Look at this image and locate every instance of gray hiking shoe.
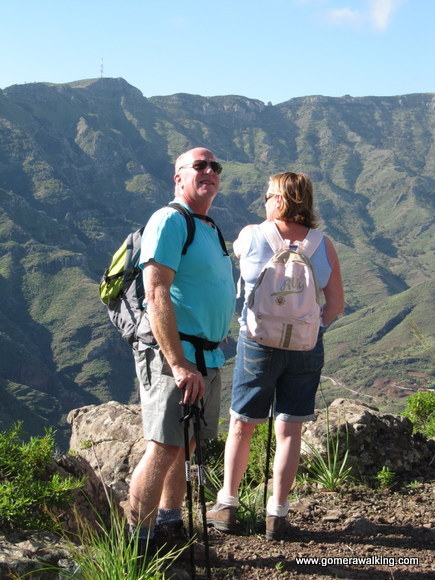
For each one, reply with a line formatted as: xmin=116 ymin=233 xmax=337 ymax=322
xmin=206 ymin=501 xmax=237 ymax=533
xmin=265 ymin=514 xmax=291 ymax=541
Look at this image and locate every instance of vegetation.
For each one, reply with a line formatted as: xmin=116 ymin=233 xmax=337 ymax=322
xmin=301 ymin=426 xmax=353 ymax=491
xmin=0 ymin=422 xmax=84 ymax=531
xmin=0 ymin=81 xmax=434 ymax=444
xmin=376 ymin=466 xmax=396 ymax=489
xmin=0 ymin=423 xmax=183 ymax=578
xmin=402 ymin=390 xmax=435 ymax=438
xmin=53 ymin=508 xmax=180 ymax=579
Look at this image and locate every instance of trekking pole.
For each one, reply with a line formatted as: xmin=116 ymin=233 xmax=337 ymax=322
xmin=191 ymin=399 xmax=211 ymax=580
xmin=263 ymin=392 xmax=275 ymax=510
xmin=180 ymin=398 xmax=196 ymax=579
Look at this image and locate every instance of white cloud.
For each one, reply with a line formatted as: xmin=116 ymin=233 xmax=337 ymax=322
xmin=321 ymin=0 xmax=405 ymax=30
xmin=326 ymin=7 xmax=361 ymax=25
xmin=368 ymin=0 xmax=404 ymax=30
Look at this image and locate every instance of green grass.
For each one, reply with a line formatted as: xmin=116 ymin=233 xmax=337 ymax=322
xmin=56 ymin=508 xmax=182 ymax=579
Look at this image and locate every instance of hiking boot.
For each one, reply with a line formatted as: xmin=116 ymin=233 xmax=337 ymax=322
xmin=155 ymin=520 xmax=216 ymax=565
xmin=154 ymin=519 xmax=187 ymax=556
xmin=265 ymin=515 xmax=291 ymax=541
xmin=136 ymin=537 xmax=157 ymax=570
xmin=206 ymin=501 xmax=237 ymax=533
xmin=135 ymin=534 xmax=192 ymax=578
xmin=165 ymin=564 xmax=192 ymax=579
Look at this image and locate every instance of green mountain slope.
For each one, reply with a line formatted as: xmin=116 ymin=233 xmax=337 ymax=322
xmin=0 ymin=78 xmax=433 ymax=445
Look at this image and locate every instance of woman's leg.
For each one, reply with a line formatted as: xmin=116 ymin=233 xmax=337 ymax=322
xmin=271 ymin=420 xmax=302 ymax=506
xmin=222 ymin=416 xmax=256 ymax=497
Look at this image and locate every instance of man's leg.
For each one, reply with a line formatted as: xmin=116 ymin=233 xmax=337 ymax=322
xmin=159 ymin=437 xmax=195 ymax=510
xmin=130 ymin=440 xmax=182 ymax=530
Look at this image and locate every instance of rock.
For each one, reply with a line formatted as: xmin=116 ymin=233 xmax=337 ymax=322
xmin=0 ymin=531 xmax=75 ymax=578
xmin=301 ymin=398 xmax=434 ymax=481
xmin=347 ymin=517 xmax=379 ymax=536
xmin=322 ymin=510 xmax=342 ymax=523
xmin=67 ymin=400 xmax=146 ymax=500
xmin=65 ymin=398 xmax=435 ymax=494
xmin=51 ymin=453 xmax=114 ymax=533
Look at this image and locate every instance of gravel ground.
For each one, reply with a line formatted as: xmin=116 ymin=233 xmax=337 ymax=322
xmin=188 ymin=482 xmax=435 ymax=579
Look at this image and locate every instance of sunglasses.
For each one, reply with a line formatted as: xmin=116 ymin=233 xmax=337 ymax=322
xmin=178 ymin=159 xmax=223 ymax=175
xmin=264 ymin=194 xmax=278 ymax=204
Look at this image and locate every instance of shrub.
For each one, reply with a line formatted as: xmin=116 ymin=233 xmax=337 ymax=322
xmin=402 ymin=391 xmax=435 ymax=438
xmin=0 ymin=422 xmax=85 ymax=530
xmin=301 ymin=423 xmax=353 ymax=491
xmin=376 ymin=465 xmax=395 ymax=488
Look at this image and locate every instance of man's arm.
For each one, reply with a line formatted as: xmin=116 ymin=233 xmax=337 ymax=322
xmin=143 ymin=260 xmax=205 ymax=403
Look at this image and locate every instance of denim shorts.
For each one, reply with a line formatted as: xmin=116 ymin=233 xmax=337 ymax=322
xmin=230 ymin=329 xmax=324 ymax=423
xmin=133 ymin=346 xmax=222 ymax=446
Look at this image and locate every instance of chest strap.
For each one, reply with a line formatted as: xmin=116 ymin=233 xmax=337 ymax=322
xmin=179 ymin=333 xmax=220 ymax=377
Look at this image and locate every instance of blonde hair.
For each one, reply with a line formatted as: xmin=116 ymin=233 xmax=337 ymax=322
xmin=270 ymin=172 xmax=319 ymax=228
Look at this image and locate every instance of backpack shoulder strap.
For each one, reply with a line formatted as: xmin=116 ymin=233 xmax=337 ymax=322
xmin=167 ymin=201 xmax=229 ymax=256
xmin=189 ymin=211 xmax=229 ymax=256
xmin=167 ymin=201 xmax=196 ymax=255
xmin=297 ymin=228 xmax=323 ymax=258
xmin=259 ymin=221 xmax=287 ymax=253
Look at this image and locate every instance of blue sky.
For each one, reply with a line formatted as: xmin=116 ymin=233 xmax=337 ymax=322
xmin=1 ymin=0 xmax=433 ymax=104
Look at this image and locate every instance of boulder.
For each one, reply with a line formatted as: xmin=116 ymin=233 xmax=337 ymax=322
xmin=301 ymin=398 xmax=435 ymax=481
xmin=65 ymin=398 xmax=435 ymax=495
xmin=0 ymin=530 xmax=75 ymax=578
xmin=67 ymin=400 xmax=146 ymax=500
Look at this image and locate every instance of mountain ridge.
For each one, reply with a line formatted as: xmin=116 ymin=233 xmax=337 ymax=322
xmin=0 ymin=77 xmax=433 ymax=445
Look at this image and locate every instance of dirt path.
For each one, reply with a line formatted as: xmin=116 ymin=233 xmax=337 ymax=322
xmin=194 ymin=483 xmax=434 ymax=579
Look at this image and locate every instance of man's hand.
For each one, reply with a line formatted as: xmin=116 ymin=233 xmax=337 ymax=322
xmin=172 ymin=359 xmax=205 ymax=403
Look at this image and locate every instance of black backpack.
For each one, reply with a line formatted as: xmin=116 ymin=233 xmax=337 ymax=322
xmin=99 ymin=202 xmax=229 ymax=373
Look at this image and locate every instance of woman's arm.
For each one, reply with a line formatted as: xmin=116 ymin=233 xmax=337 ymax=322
xmin=321 ymin=236 xmax=345 ymax=327
xmin=233 ymin=224 xmax=254 ymax=259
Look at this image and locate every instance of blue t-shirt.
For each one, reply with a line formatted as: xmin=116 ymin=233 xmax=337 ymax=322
xmin=140 ymin=203 xmax=236 ymax=368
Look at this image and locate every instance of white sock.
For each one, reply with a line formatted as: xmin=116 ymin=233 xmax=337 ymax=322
xmin=266 ymin=496 xmax=289 ymax=518
xmin=217 ymin=489 xmax=239 ymax=507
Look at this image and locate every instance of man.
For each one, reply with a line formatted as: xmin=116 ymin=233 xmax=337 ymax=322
xmin=129 ymin=148 xmax=236 ymax=558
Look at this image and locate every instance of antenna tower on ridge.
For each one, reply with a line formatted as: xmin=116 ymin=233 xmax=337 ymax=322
xmin=100 ymin=57 xmax=104 ymax=78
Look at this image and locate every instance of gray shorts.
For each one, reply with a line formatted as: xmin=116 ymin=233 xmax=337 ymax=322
xmin=133 ymin=346 xmax=222 ymax=447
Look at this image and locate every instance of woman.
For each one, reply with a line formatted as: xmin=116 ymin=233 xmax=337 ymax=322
xmin=206 ymin=172 xmax=344 ymax=540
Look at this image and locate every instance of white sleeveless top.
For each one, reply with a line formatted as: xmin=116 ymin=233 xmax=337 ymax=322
xmin=238 ymin=223 xmax=332 ymax=330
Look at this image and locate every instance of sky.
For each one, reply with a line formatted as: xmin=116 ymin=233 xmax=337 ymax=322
xmin=1 ymin=0 xmax=433 ymax=105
